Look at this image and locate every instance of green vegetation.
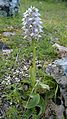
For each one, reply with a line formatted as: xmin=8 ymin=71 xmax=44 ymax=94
xmin=0 ymin=0 xmax=67 ymax=119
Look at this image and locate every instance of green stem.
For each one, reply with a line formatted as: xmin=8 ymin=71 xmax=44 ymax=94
xmin=30 ymin=39 xmax=36 ymax=86
xmin=32 ymin=40 xmax=36 ymax=83
xmin=32 ymin=39 xmax=36 ymax=86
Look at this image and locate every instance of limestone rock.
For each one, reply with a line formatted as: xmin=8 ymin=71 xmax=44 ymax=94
xmin=46 ymin=57 xmax=67 ymax=118
xmin=3 ymin=31 xmax=16 ymax=37
xmin=45 ymin=99 xmax=64 ymax=119
xmin=0 ymin=0 xmax=20 ymax=16
xmin=0 ymin=41 xmax=13 ymax=55
xmin=53 ymin=43 xmax=67 ymax=57
xmin=0 ymin=41 xmax=10 ymax=50
xmin=2 ymin=49 xmax=13 ymax=55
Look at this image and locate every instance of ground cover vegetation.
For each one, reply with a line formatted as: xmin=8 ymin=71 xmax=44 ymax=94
xmin=0 ymin=0 xmax=67 ymax=119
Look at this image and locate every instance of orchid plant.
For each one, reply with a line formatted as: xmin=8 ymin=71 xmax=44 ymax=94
xmin=22 ymin=7 xmax=50 ymax=117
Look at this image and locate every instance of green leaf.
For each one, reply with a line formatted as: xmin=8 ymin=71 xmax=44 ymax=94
xmin=6 ymin=106 xmax=21 ymax=119
xmin=26 ymin=94 xmax=40 ymax=109
xmin=23 ymin=109 xmax=33 ymax=119
xmin=55 ymin=84 xmax=58 ymax=99
xmin=37 ymin=97 xmax=48 ymax=116
xmin=38 ymin=82 xmax=50 ymax=90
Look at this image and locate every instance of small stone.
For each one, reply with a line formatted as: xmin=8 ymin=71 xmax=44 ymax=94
xmin=16 ymin=70 xmax=19 ymax=73
xmin=23 ymin=84 xmax=29 ymax=91
xmin=53 ymin=43 xmax=67 ymax=57
xmin=3 ymin=31 xmax=16 ymax=37
xmin=23 ymin=66 xmax=27 ymax=71
xmin=2 ymin=49 xmax=13 ymax=55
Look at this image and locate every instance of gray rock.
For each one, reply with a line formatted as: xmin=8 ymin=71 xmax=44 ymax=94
xmin=45 ymin=99 xmax=64 ymax=119
xmin=0 ymin=41 xmax=10 ymax=50
xmin=0 ymin=41 xmax=13 ymax=55
xmin=46 ymin=57 xmax=67 ymax=118
xmin=0 ymin=0 xmax=20 ymax=16
xmin=0 ymin=41 xmax=4 ymax=50
xmin=54 ymin=57 xmax=67 ymax=76
xmin=3 ymin=31 xmax=16 ymax=36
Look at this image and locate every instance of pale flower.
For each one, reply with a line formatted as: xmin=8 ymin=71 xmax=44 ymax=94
xmin=22 ymin=6 xmax=43 ymax=40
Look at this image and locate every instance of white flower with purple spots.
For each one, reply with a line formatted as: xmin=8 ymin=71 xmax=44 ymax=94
xmin=22 ymin=6 xmax=43 ymax=40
